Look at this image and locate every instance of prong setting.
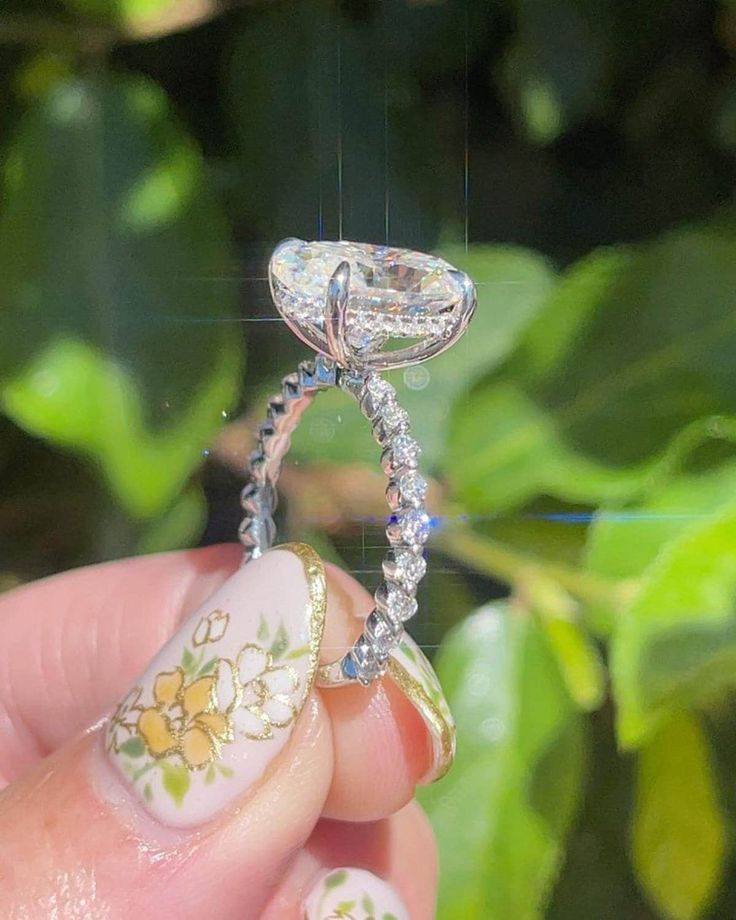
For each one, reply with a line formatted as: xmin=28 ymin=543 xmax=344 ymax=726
xmin=325 ymin=260 xmax=351 ymax=367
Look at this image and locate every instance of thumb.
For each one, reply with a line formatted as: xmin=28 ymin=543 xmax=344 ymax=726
xmin=0 ymin=546 xmax=334 ymax=919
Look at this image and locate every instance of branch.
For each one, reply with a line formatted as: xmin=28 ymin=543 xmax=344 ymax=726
xmin=435 ymin=523 xmax=630 ymax=610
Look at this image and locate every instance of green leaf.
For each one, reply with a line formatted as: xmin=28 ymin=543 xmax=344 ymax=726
xmin=288 ymin=245 xmax=555 ymax=471
xmin=523 ymin=573 xmax=605 ymax=711
xmin=632 ymin=711 xmax=727 ymax=920
xmin=284 ymin=644 xmax=310 ymax=660
xmin=362 ymin=894 xmax=375 ymax=914
xmin=119 ymin=736 xmax=145 ymax=758
xmin=160 ymin=761 xmax=190 ymax=807
xmin=197 ymin=657 xmax=217 ymax=676
xmin=269 ymin=622 xmax=289 ymax=661
xmin=537 ymin=613 xmax=605 ymax=712
xmin=0 ymin=75 xmax=241 ymax=519
xmin=419 ymin=603 xmax=587 ymax=920
xmin=324 ymin=869 xmax=347 ymax=890
xmin=611 ymin=498 xmax=736 ymax=747
xmin=181 ymin=647 xmax=194 ymax=671
xmin=256 ymin=615 xmax=269 ymax=643
xmin=204 ymin=763 xmax=215 ymax=785
xmin=217 ymin=764 xmax=234 ymax=778
xmin=136 ymin=485 xmax=206 ymax=554
xmin=336 ymin=902 xmax=356 ymax=914
xmin=586 ymin=458 xmax=736 ymax=633
xmin=447 ymin=223 xmax=736 ymax=512
xmin=143 ymin=782 xmax=152 ymax=801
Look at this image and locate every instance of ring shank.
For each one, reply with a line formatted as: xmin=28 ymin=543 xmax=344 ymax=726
xmin=238 ymin=355 xmax=430 ymax=686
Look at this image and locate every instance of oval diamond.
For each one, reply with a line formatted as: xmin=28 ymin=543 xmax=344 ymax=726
xmin=269 ymin=239 xmax=476 ymax=369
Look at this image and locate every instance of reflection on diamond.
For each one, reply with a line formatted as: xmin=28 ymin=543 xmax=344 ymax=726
xmin=398 ymin=471 xmax=428 ymax=505
xmin=390 ymin=434 xmax=421 ymax=468
xmin=392 ymin=508 xmax=431 ymax=545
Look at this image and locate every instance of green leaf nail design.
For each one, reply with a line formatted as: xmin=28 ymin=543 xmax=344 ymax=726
xmin=119 ymin=736 xmax=145 ymax=758
xmin=270 ymin=621 xmax=289 ymax=660
xmin=325 ymin=869 xmax=348 ymax=889
xmin=161 ymin=761 xmax=191 ymax=807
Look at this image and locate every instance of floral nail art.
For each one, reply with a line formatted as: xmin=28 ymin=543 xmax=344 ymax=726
xmin=106 ymin=544 xmax=326 ymax=825
xmin=304 ymin=868 xmax=409 ymax=920
xmin=192 ymin=608 xmax=229 ymax=646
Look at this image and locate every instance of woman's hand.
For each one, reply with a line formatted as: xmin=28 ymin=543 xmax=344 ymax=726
xmin=0 ymin=543 xmax=441 ymax=918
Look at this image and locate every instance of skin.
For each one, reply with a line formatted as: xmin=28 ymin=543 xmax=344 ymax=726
xmin=0 ymin=545 xmax=437 ymax=919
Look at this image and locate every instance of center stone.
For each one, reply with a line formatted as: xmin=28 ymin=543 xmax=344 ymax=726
xmin=269 ymin=239 xmax=469 ymax=357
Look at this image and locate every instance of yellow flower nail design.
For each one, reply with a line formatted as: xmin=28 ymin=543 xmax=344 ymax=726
xmin=129 ymin=642 xmax=301 ymax=775
xmin=137 ymin=667 xmax=233 ymax=770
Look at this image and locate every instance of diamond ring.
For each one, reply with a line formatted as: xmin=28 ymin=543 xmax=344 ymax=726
xmin=238 ymin=239 xmax=476 ymax=686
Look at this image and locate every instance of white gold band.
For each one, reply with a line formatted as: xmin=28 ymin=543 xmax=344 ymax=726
xmin=238 ymin=356 xmax=429 ymax=686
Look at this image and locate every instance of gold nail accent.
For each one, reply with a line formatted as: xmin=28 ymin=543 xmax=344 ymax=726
xmin=388 ymin=637 xmax=455 ymax=781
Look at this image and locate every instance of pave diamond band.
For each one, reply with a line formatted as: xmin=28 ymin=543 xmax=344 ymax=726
xmin=239 ymin=357 xmax=430 ymax=685
xmin=238 ymin=239 xmax=476 ymax=686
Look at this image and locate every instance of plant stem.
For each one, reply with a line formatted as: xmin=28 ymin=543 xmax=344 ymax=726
xmin=131 ymin=760 xmax=157 ymax=783
xmin=436 ymin=524 xmax=625 ymax=610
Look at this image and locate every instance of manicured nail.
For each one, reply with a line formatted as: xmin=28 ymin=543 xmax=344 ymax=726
xmin=105 ymin=543 xmax=326 ymax=827
xmin=388 ymin=633 xmax=455 ymax=783
xmin=304 ymin=868 xmax=409 ymax=920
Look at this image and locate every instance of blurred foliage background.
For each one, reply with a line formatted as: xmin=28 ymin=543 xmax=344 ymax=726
xmin=2 ymin=0 xmax=736 ymax=917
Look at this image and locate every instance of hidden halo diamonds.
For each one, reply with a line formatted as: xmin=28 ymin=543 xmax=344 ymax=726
xmin=238 ymin=239 xmax=476 ymax=686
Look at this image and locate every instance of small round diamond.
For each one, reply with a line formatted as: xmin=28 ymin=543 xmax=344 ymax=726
xmin=366 ymin=609 xmax=402 ymax=657
xmin=365 ymin=374 xmax=394 ymax=403
xmin=352 ymin=634 xmax=384 ymax=682
xmin=398 ymin=471 xmax=427 ymax=505
xmin=380 ymin=399 xmax=409 ymax=433
xmin=390 ymin=434 xmax=421 ymax=469
xmin=391 ymin=508 xmax=431 ymax=545
xmin=386 ymin=584 xmax=418 ymax=622
xmin=389 ymin=548 xmax=427 ymax=588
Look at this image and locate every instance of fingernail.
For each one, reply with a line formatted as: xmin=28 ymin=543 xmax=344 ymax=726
xmin=105 ymin=543 xmax=326 ymax=827
xmin=304 ymin=868 xmax=409 ymax=920
xmin=388 ymin=633 xmax=456 ymax=783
